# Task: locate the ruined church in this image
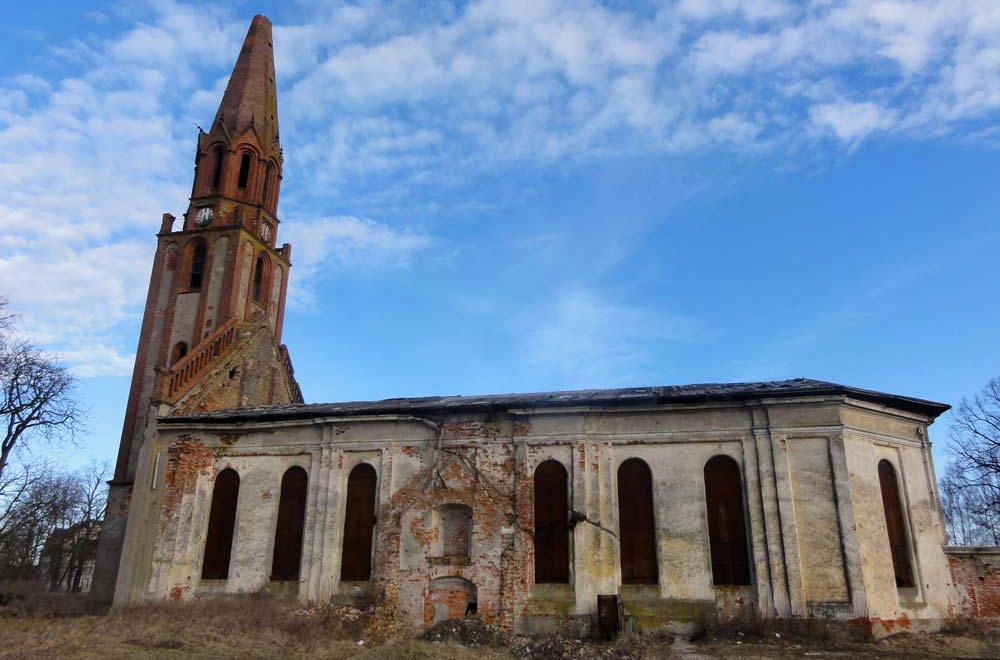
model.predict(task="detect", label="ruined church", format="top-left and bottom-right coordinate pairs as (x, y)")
top-left (92, 15), bottom-right (989, 635)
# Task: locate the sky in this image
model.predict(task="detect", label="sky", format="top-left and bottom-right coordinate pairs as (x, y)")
top-left (0, 0), bottom-right (998, 472)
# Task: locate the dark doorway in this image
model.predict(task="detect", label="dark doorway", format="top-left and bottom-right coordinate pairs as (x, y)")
top-left (271, 466), bottom-right (308, 581)
top-left (704, 456), bottom-right (751, 586)
top-left (878, 460), bottom-right (914, 587)
top-left (340, 463), bottom-right (377, 581)
top-left (202, 468), bottom-right (240, 579)
top-left (617, 458), bottom-right (658, 584)
top-left (534, 460), bottom-right (570, 583)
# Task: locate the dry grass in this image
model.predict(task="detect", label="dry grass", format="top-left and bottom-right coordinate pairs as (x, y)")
top-left (1, 592), bottom-right (997, 660)
top-left (0, 595), bottom-right (526, 660)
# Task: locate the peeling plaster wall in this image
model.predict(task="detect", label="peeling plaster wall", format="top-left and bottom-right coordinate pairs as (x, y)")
top-left (115, 397), bottom-right (959, 635)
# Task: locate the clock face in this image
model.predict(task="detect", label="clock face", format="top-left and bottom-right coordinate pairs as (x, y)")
top-left (194, 207), bottom-right (214, 227)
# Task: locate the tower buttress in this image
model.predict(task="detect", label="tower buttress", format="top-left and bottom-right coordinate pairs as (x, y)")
top-left (92, 14), bottom-right (294, 603)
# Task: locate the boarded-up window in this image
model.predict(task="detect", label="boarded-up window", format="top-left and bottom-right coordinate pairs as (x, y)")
top-left (271, 466), bottom-right (308, 581)
top-left (252, 254), bottom-right (267, 304)
top-left (202, 468), bottom-right (239, 580)
top-left (237, 153), bottom-right (252, 188)
top-left (189, 241), bottom-right (206, 290)
top-left (440, 504), bottom-right (473, 558)
top-left (340, 463), bottom-right (377, 581)
top-left (878, 460), bottom-right (914, 588)
top-left (534, 460), bottom-right (569, 583)
top-left (211, 147), bottom-right (225, 189)
top-left (618, 458), bottom-right (658, 584)
top-left (704, 456), bottom-right (751, 586)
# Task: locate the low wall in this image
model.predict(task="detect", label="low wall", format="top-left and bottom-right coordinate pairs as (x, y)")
top-left (945, 546), bottom-right (1000, 619)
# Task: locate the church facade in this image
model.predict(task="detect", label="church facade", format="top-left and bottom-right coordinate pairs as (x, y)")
top-left (94, 15), bottom-right (974, 636)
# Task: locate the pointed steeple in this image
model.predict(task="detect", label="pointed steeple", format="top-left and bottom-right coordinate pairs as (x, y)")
top-left (214, 15), bottom-right (279, 152)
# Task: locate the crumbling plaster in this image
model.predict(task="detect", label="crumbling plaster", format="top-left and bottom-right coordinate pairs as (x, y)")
top-left (114, 395), bottom-right (956, 635)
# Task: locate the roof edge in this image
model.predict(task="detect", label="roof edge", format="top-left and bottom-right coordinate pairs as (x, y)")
top-left (160, 378), bottom-right (950, 425)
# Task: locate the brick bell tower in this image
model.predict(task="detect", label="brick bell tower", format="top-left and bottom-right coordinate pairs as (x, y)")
top-left (92, 15), bottom-right (297, 602)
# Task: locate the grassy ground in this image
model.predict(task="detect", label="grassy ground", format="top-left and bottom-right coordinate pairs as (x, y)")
top-left (0, 592), bottom-right (996, 660)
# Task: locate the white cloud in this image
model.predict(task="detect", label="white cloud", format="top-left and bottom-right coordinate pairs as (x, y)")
top-left (810, 100), bottom-right (896, 140)
top-left (517, 286), bottom-right (700, 386)
top-left (3, 0), bottom-right (1000, 377)
top-left (283, 216), bottom-right (431, 305)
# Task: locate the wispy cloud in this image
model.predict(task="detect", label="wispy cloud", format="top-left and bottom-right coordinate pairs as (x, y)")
top-left (283, 215), bottom-right (431, 305)
top-left (2, 0), bottom-right (999, 377)
top-left (515, 286), bottom-right (701, 386)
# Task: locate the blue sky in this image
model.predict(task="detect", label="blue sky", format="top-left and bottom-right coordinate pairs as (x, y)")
top-left (1, 0), bottom-right (998, 471)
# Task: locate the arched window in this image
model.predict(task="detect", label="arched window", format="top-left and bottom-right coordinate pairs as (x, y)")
top-left (878, 460), bottom-right (914, 587)
top-left (534, 460), bottom-right (569, 583)
top-left (618, 458), bottom-right (658, 584)
top-left (237, 152), bottom-right (252, 189)
top-left (202, 468), bottom-right (239, 580)
top-left (262, 162), bottom-right (273, 206)
top-left (271, 466), bottom-right (308, 581)
top-left (170, 342), bottom-right (188, 365)
top-left (210, 147), bottom-right (225, 189)
top-left (251, 254), bottom-right (268, 304)
top-left (340, 463), bottom-right (377, 581)
top-left (188, 241), bottom-right (207, 290)
top-left (704, 456), bottom-right (751, 586)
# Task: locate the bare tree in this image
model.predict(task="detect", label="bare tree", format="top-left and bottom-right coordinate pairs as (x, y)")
top-left (945, 377), bottom-right (1000, 545)
top-left (940, 461), bottom-right (1000, 546)
top-left (0, 298), bottom-right (84, 484)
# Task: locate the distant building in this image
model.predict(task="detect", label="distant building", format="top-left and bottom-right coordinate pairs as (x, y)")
top-left (41, 521), bottom-right (101, 593)
top-left (92, 14), bottom-right (992, 636)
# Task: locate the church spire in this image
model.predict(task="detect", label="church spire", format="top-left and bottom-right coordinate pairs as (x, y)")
top-left (213, 14), bottom-right (279, 152)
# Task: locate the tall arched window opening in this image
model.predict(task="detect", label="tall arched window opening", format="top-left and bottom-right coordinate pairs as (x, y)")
top-left (271, 466), bottom-right (308, 581)
top-left (202, 468), bottom-right (239, 580)
top-left (262, 163), bottom-right (273, 206)
top-left (251, 254), bottom-right (267, 304)
top-left (878, 460), bottom-right (914, 587)
top-left (704, 456), bottom-right (751, 586)
top-left (188, 241), bottom-right (207, 290)
top-left (617, 458), bottom-right (658, 584)
top-left (211, 147), bottom-right (225, 189)
top-left (534, 460), bottom-right (569, 583)
top-left (170, 342), bottom-right (188, 365)
top-left (237, 152), bottom-right (252, 189)
top-left (340, 463), bottom-right (377, 581)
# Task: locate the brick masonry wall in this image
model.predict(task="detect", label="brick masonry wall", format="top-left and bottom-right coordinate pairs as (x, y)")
top-left (947, 549), bottom-right (1000, 619)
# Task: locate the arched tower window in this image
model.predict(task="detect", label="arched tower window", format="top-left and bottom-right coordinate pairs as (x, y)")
top-left (170, 342), bottom-right (188, 365)
top-left (262, 162), bottom-right (273, 206)
top-left (340, 463), bottom-right (377, 581)
top-left (237, 152), bottom-right (252, 189)
top-left (617, 458), bottom-right (658, 584)
top-left (202, 468), bottom-right (240, 580)
top-left (210, 146), bottom-right (225, 190)
top-left (251, 254), bottom-right (268, 304)
top-left (878, 460), bottom-right (914, 587)
top-left (271, 466), bottom-right (308, 581)
top-left (704, 456), bottom-right (751, 586)
top-left (534, 460), bottom-right (569, 583)
top-left (188, 240), bottom-right (207, 290)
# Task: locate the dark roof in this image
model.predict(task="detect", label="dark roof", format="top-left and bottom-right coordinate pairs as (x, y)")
top-left (162, 378), bottom-right (950, 425)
